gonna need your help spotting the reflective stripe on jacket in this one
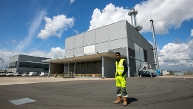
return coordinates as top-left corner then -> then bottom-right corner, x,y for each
115,59 -> 125,76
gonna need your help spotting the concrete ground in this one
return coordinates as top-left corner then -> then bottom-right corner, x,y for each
0,76 -> 193,109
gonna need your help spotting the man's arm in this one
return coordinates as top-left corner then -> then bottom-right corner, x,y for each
122,60 -> 128,76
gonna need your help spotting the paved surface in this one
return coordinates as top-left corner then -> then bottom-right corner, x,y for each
0,76 -> 193,109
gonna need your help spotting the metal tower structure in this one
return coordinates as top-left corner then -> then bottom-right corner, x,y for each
150,19 -> 159,70
128,8 -> 142,31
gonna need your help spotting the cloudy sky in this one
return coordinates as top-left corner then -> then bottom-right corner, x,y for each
0,0 -> 193,71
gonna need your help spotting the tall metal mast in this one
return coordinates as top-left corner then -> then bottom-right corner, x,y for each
150,20 -> 159,70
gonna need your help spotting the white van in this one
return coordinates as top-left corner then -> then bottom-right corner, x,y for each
39,72 -> 48,76
29,72 -> 38,76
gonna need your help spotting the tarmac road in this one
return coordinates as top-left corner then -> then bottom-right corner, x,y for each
0,77 -> 193,109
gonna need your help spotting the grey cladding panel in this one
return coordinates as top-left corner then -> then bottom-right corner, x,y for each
74,34 -> 84,48
109,38 -> 127,49
65,37 -> 74,50
133,30 -> 139,45
84,30 -> 95,46
96,26 -> 109,43
96,42 -> 109,53
126,22 -> 134,41
73,47 -> 83,56
65,49 -> 74,57
108,21 -> 126,40
128,39 -> 134,50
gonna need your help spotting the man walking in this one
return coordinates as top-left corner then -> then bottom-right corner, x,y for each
113,52 -> 128,106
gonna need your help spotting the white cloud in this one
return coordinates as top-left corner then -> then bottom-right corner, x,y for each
16,9 -> 47,51
158,39 -> 193,71
135,0 -> 193,34
38,15 -> 74,39
21,47 -> 65,59
11,40 -> 17,43
191,29 -> 193,36
89,0 -> 193,34
89,3 -> 130,31
48,47 -> 65,58
70,0 -> 75,4
0,49 -> 19,69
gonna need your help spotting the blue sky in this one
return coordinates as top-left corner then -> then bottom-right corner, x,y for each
0,0 -> 193,71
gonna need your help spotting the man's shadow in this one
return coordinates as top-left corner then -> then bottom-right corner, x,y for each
127,97 -> 138,104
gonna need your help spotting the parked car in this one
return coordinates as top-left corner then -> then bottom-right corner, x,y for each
22,73 -> 29,76
29,72 -> 38,76
39,72 -> 48,76
13,72 -> 22,76
6,72 -> 14,76
139,70 -> 156,78
0,71 -> 5,76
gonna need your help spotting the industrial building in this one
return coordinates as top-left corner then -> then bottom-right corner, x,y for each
45,18 -> 155,78
7,54 -> 50,74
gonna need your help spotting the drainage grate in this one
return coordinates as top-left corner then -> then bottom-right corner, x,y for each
9,98 -> 36,105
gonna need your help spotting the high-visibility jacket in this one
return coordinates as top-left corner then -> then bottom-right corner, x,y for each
115,59 -> 125,76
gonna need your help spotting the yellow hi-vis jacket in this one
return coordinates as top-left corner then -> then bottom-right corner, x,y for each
115,59 -> 125,77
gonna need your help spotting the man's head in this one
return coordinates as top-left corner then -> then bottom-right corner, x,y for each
115,52 -> 121,60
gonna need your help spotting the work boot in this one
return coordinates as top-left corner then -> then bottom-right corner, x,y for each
113,96 -> 122,104
123,97 -> 128,106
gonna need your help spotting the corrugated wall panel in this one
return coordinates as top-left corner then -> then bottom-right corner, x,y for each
96,42 -> 109,53
109,38 -> 127,49
139,47 -> 144,61
96,62 -> 102,74
87,63 -> 96,74
104,57 -> 115,78
108,21 -> 126,40
133,30 -> 140,45
65,37 -> 74,50
74,34 -> 84,48
95,26 -> 109,43
134,43 -> 140,60
73,47 -> 83,56
84,30 -> 95,46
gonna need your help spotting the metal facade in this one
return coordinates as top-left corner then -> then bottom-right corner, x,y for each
7,55 -> 49,73
65,20 -> 127,57
84,30 -> 95,46
59,20 -> 155,77
74,34 -> 84,48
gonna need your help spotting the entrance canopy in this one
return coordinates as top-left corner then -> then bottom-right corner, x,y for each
43,51 -> 120,64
